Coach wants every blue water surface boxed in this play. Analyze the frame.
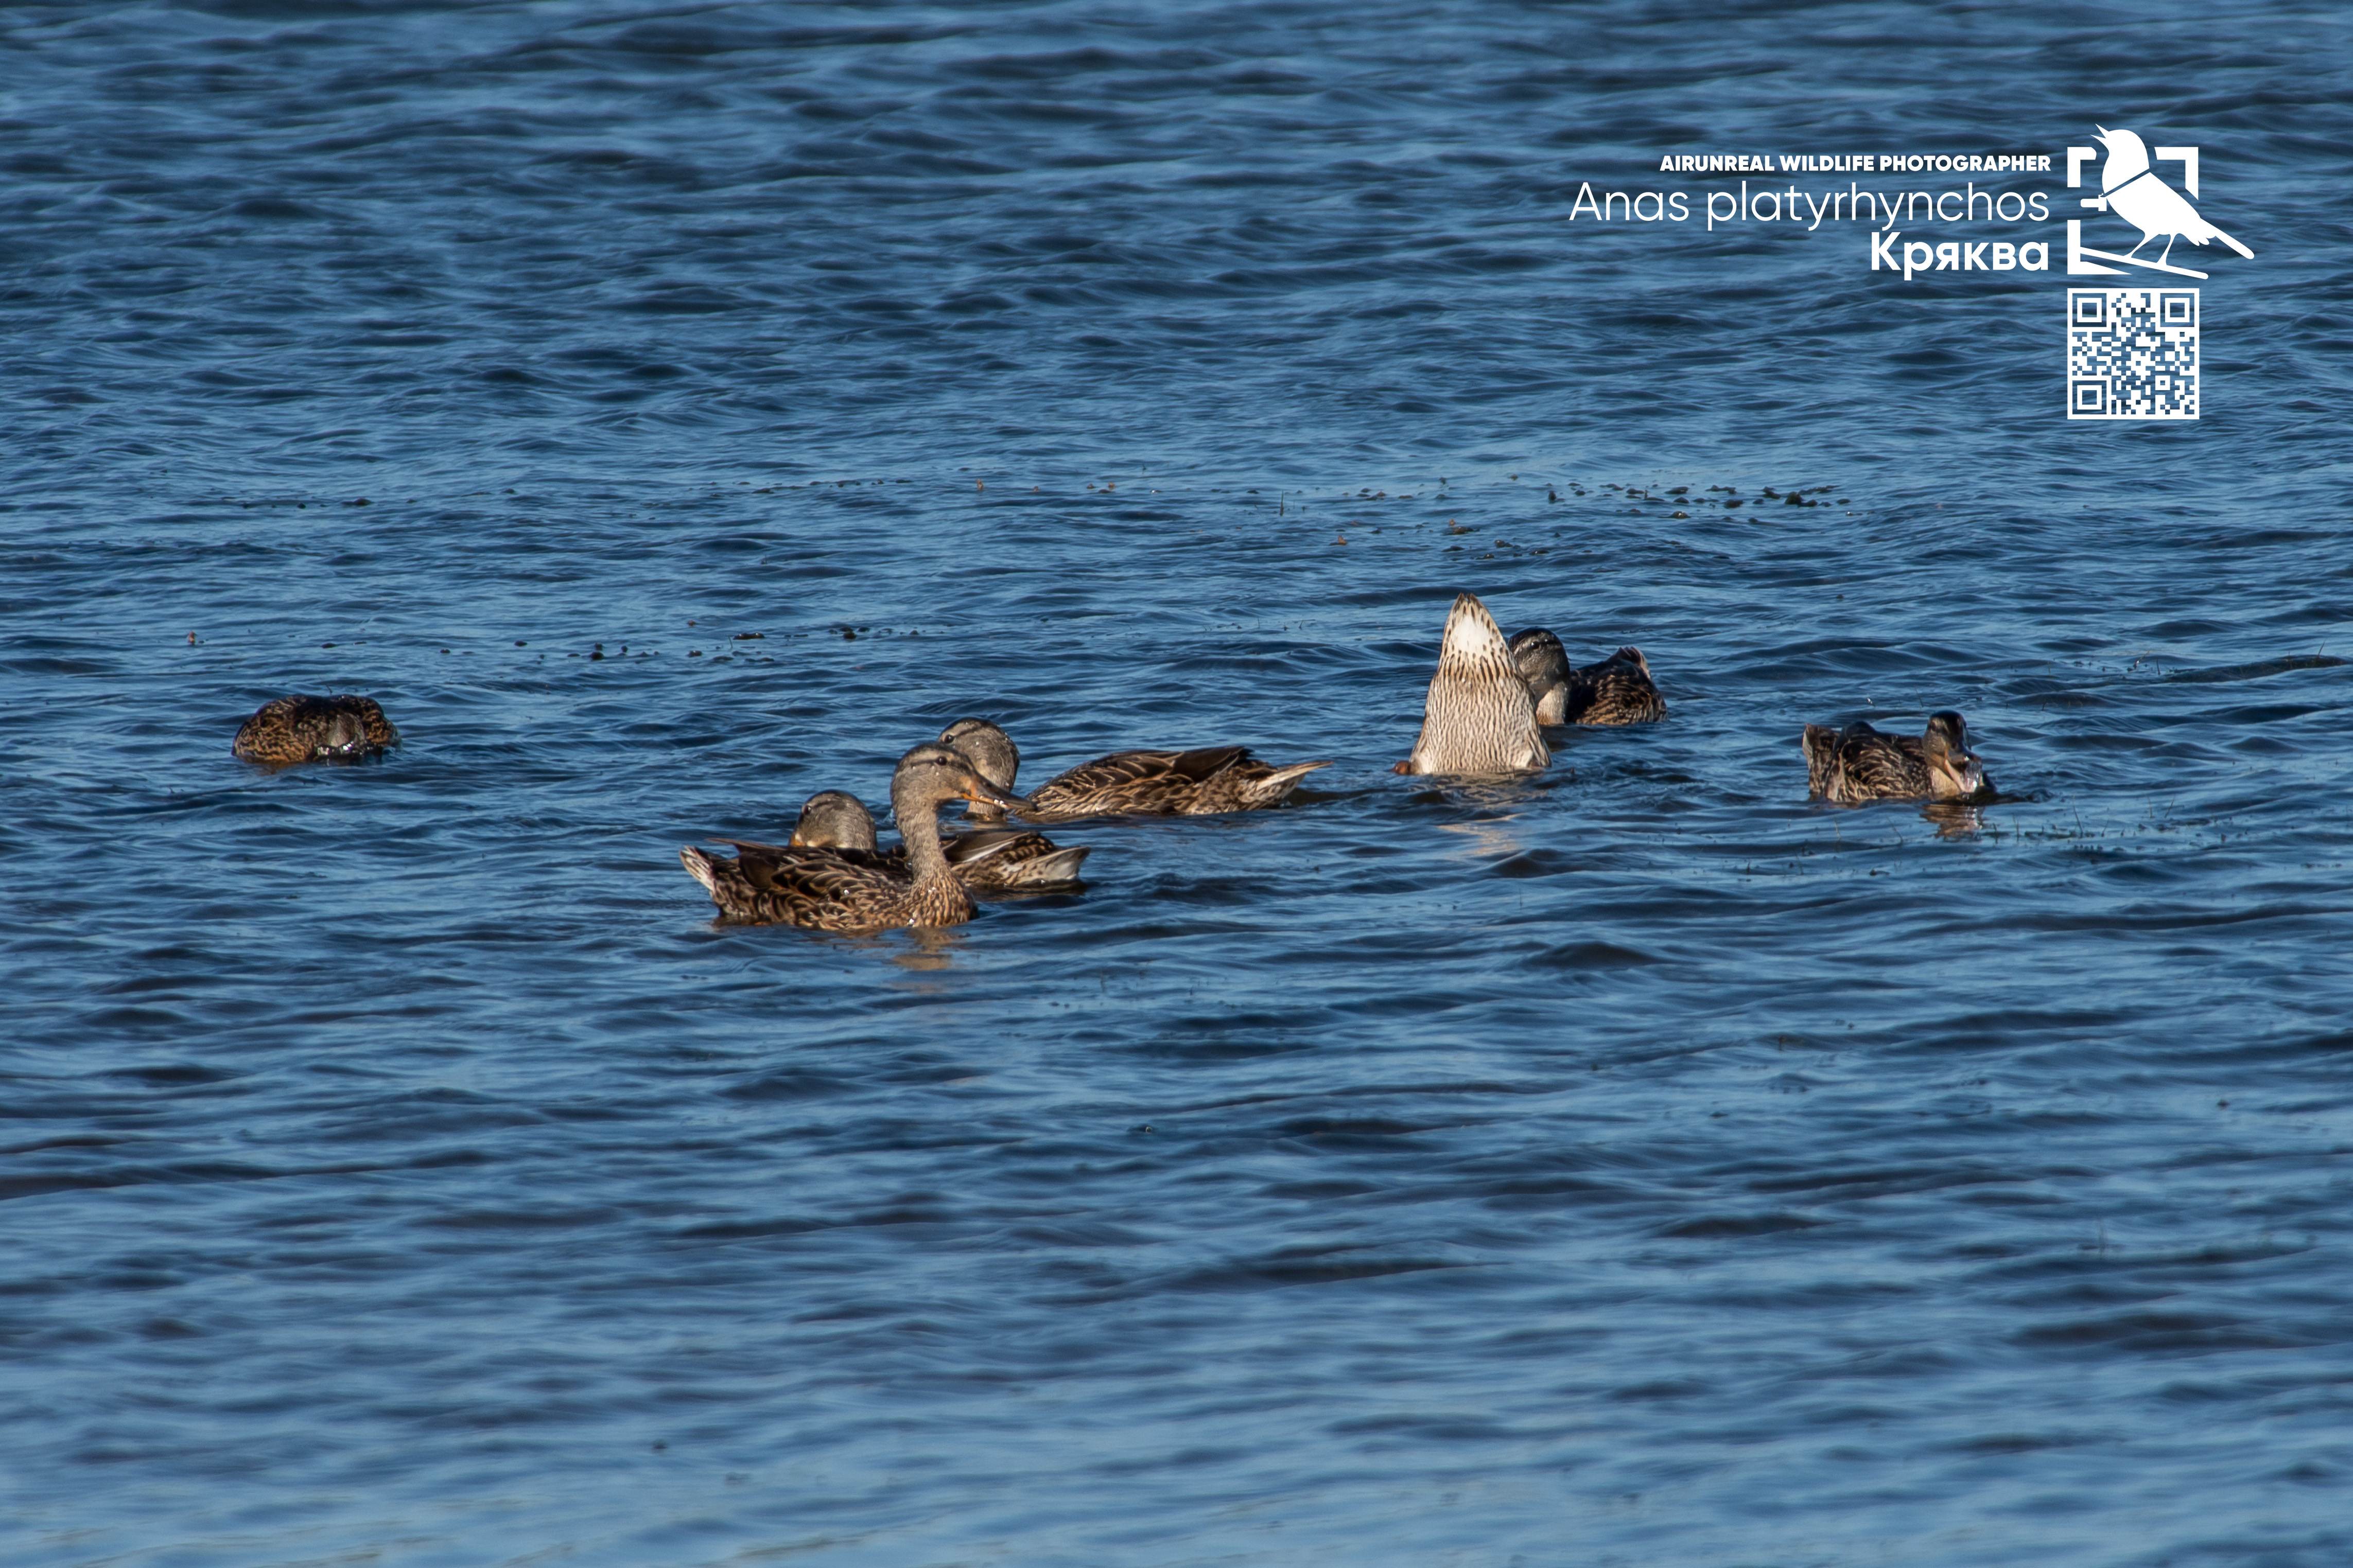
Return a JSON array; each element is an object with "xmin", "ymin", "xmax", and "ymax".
[{"xmin": 5, "ymin": 3, "xmax": 2352, "ymax": 1564}]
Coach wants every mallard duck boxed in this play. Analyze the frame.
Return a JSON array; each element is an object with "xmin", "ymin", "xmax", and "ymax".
[
  {"xmin": 1802, "ymin": 711, "xmax": 1992, "ymax": 803},
  {"xmin": 785, "ymin": 787, "xmax": 1089, "ymax": 890},
  {"xmin": 941, "ymin": 717, "xmax": 1328, "ymax": 821},
  {"xmin": 1509, "ymin": 630, "xmax": 1666, "ymax": 725},
  {"xmin": 232, "ymin": 694, "xmax": 399, "ymax": 763},
  {"xmin": 679, "ymin": 743, "xmax": 1020, "ymax": 929},
  {"xmin": 1396, "ymin": 592, "xmax": 1547, "ymax": 776}
]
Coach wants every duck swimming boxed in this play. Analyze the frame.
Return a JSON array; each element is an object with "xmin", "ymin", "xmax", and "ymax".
[
  {"xmin": 785, "ymin": 787, "xmax": 1090, "ymax": 890},
  {"xmin": 1508, "ymin": 630, "xmax": 1667, "ymax": 725},
  {"xmin": 1396, "ymin": 592, "xmax": 1547, "ymax": 776},
  {"xmin": 232, "ymin": 695, "xmax": 399, "ymax": 764},
  {"xmin": 679, "ymin": 743, "xmax": 1020, "ymax": 929},
  {"xmin": 1802, "ymin": 711, "xmax": 1992, "ymax": 804},
  {"xmin": 941, "ymin": 718, "xmax": 1329, "ymax": 821}
]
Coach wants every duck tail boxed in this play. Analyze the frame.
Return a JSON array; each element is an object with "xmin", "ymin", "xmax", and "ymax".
[
  {"xmin": 1251, "ymin": 759, "xmax": 1332, "ymax": 802},
  {"xmin": 679, "ymin": 845, "xmax": 721, "ymax": 896},
  {"xmin": 1800, "ymin": 726, "xmax": 1839, "ymax": 797}
]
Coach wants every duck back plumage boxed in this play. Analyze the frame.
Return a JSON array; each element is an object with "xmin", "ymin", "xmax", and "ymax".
[
  {"xmin": 232, "ymin": 694, "xmax": 399, "ymax": 764},
  {"xmin": 682, "ymin": 841, "xmax": 977, "ymax": 930},
  {"xmin": 1802, "ymin": 714, "xmax": 1991, "ymax": 804},
  {"xmin": 1561, "ymin": 646, "xmax": 1667, "ymax": 725},
  {"xmin": 1018, "ymin": 745, "xmax": 1329, "ymax": 820}
]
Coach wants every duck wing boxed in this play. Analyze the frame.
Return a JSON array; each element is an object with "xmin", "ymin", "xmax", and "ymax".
[
  {"xmin": 949, "ymin": 829, "xmax": 1091, "ymax": 889},
  {"xmin": 731, "ymin": 838, "xmax": 903, "ymax": 884},
  {"xmin": 1022, "ymin": 749, "xmax": 1226, "ymax": 818},
  {"xmin": 1846, "ymin": 731, "xmax": 1929, "ymax": 798},
  {"xmin": 946, "ymin": 829, "xmax": 1050, "ymax": 868},
  {"xmin": 1022, "ymin": 744, "xmax": 1323, "ymax": 818},
  {"xmin": 1802, "ymin": 722, "xmax": 1927, "ymax": 802}
]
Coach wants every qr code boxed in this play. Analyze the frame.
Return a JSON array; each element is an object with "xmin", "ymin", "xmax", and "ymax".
[{"xmin": 2067, "ymin": 288, "xmax": 2198, "ymax": 420}]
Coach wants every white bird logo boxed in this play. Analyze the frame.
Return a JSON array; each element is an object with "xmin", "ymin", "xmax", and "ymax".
[{"xmin": 2088, "ymin": 126, "xmax": 2253, "ymax": 269}]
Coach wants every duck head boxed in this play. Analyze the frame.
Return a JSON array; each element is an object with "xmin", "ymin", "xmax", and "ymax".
[
  {"xmin": 939, "ymin": 718, "xmax": 1022, "ymax": 819},
  {"xmin": 317, "ymin": 710, "xmax": 372, "ymax": 757},
  {"xmin": 317, "ymin": 696, "xmax": 397, "ymax": 757},
  {"xmin": 789, "ymin": 789, "xmax": 879, "ymax": 853},
  {"xmin": 1507, "ymin": 627, "xmax": 1571, "ymax": 725},
  {"xmin": 892, "ymin": 742, "xmax": 1023, "ymax": 826},
  {"xmin": 1922, "ymin": 711, "xmax": 1989, "ymax": 800}
]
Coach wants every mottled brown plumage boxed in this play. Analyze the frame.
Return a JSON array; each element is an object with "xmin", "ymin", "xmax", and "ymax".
[
  {"xmin": 1561, "ymin": 646, "xmax": 1666, "ymax": 724},
  {"xmin": 1802, "ymin": 711, "xmax": 1991, "ymax": 804},
  {"xmin": 942, "ymin": 718, "xmax": 1328, "ymax": 822},
  {"xmin": 232, "ymin": 695, "xmax": 399, "ymax": 764},
  {"xmin": 786, "ymin": 788, "xmax": 1089, "ymax": 890},
  {"xmin": 679, "ymin": 745, "xmax": 1019, "ymax": 929},
  {"xmin": 1509, "ymin": 630, "xmax": 1666, "ymax": 725}
]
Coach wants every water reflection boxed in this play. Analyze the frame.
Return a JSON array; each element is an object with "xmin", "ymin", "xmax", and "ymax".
[
  {"xmin": 1435, "ymin": 811, "xmax": 1534, "ymax": 861},
  {"xmin": 891, "ymin": 926, "xmax": 966, "ymax": 971},
  {"xmin": 1921, "ymin": 801, "xmax": 1987, "ymax": 838}
]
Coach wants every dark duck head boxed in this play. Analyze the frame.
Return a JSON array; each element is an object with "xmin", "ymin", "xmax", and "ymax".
[
  {"xmin": 1922, "ymin": 711, "xmax": 1990, "ymax": 800},
  {"xmin": 1507, "ymin": 627, "xmax": 1571, "ymax": 725}
]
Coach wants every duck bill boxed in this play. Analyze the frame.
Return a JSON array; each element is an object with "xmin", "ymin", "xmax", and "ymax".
[
  {"xmin": 1940, "ymin": 752, "xmax": 1988, "ymax": 800},
  {"xmin": 963, "ymin": 784, "xmax": 1023, "ymax": 816}
]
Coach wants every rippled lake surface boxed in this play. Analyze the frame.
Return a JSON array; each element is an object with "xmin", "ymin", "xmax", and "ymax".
[{"xmin": 6, "ymin": 3, "xmax": 2352, "ymax": 1564}]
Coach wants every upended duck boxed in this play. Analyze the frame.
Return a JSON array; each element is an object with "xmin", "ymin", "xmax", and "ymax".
[
  {"xmin": 1396, "ymin": 592, "xmax": 1547, "ymax": 776},
  {"xmin": 1802, "ymin": 711, "xmax": 1993, "ymax": 804},
  {"xmin": 786, "ymin": 787, "xmax": 1089, "ymax": 890},
  {"xmin": 232, "ymin": 694, "xmax": 399, "ymax": 764},
  {"xmin": 941, "ymin": 718, "xmax": 1329, "ymax": 821},
  {"xmin": 1508, "ymin": 629, "xmax": 1667, "ymax": 725},
  {"xmin": 680, "ymin": 743, "xmax": 1020, "ymax": 929}
]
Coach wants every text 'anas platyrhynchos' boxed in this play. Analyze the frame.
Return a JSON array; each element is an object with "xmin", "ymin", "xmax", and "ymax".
[
  {"xmin": 1802, "ymin": 711, "xmax": 1992, "ymax": 804},
  {"xmin": 942, "ymin": 718, "xmax": 1328, "ymax": 821},
  {"xmin": 679, "ymin": 743, "xmax": 1019, "ymax": 929},
  {"xmin": 1508, "ymin": 630, "xmax": 1667, "ymax": 725},
  {"xmin": 1396, "ymin": 592, "xmax": 1547, "ymax": 776},
  {"xmin": 232, "ymin": 695, "xmax": 399, "ymax": 764},
  {"xmin": 786, "ymin": 787, "xmax": 1089, "ymax": 890}
]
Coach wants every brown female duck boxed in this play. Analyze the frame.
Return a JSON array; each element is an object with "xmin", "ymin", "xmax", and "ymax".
[
  {"xmin": 1396, "ymin": 592, "xmax": 1547, "ymax": 776},
  {"xmin": 1508, "ymin": 629, "xmax": 1667, "ymax": 725},
  {"xmin": 679, "ymin": 743, "xmax": 1019, "ymax": 929},
  {"xmin": 232, "ymin": 694, "xmax": 399, "ymax": 764},
  {"xmin": 786, "ymin": 788, "xmax": 1089, "ymax": 890},
  {"xmin": 941, "ymin": 718, "xmax": 1328, "ymax": 821},
  {"xmin": 1802, "ymin": 711, "xmax": 1992, "ymax": 804}
]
